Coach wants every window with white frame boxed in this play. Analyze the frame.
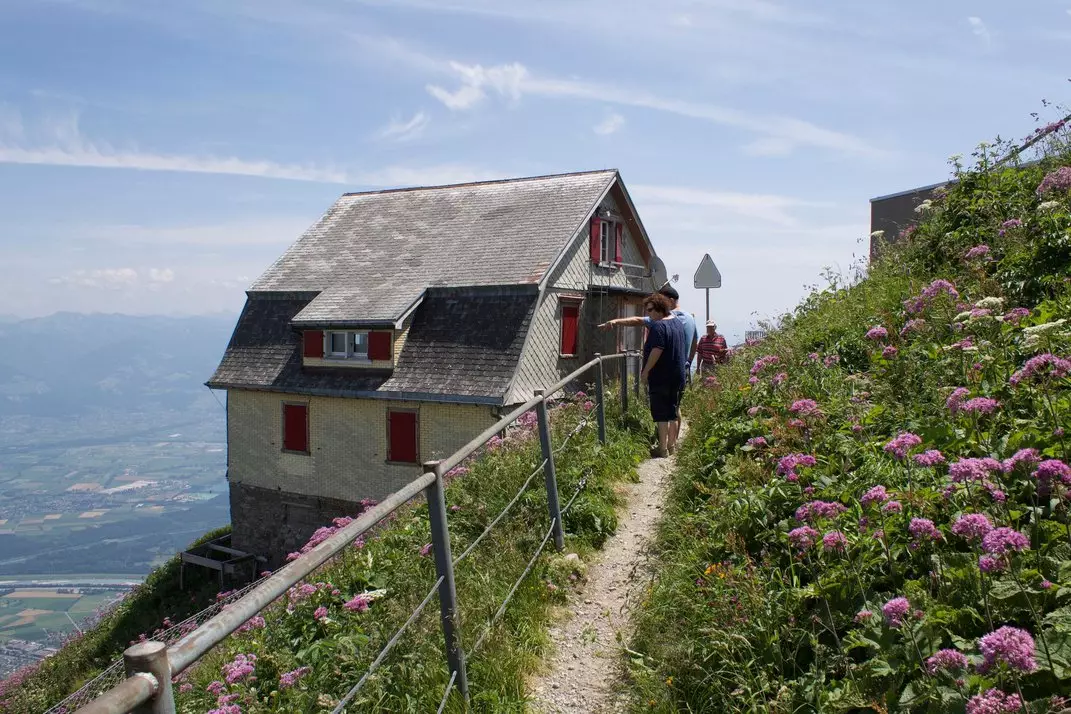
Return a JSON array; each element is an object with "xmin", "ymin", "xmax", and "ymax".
[
  {"xmin": 600, "ymin": 220, "xmax": 614, "ymax": 264},
  {"xmin": 325, "ymin": 330, "xmax": 371, "ymax": 360}
]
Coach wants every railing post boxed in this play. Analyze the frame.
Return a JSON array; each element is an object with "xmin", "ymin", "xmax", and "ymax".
[
  {"xmin": 633, "ymin": 350, "xmax": 641, "ymax": 398},
  {"xmin": 534, "ymin": 390, "xmax": 566, "ymax": 552},
  {"xmin": 123, "ymin": 641, "xmax": 174, "ymax": 714},
  {"xmin": 423, "ymin": 461, "xmax": 469, "ymax": 702},
  {"xmin": 619, "ymin": 352, "xmax": 629, "ymax": 416},
  {"xmin": 593, "ymin": 354, "xmax": 607, "ymax": 443}
]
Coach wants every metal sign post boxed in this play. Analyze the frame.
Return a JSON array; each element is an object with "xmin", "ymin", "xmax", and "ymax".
[{"xmin": 693, "ymin": 253, "xmax": 722, "ymax": 324}]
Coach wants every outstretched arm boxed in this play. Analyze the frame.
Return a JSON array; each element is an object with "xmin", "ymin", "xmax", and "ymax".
[{"xmin": 597, "ymin": 316, "xmax": 647, "ymax": 331}]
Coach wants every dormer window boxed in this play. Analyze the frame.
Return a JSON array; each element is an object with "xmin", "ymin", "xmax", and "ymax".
[{"xmin": 327, "ymin": 330, "xmax": 371, "ymax": 360}]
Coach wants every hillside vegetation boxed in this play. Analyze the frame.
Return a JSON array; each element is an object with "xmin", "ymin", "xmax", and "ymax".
[
  {"xmin": 2, "ymin": 389, "xmax": 650, "ymax": 713},
  {"xmin": 627, "ymin": 135, "xmax": 1071, "ymax": 713}
]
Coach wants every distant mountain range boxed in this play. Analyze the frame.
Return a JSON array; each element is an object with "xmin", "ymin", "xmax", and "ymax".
[{"xmin": 0, "ymin": 313, "xmax": 237, "ymax": 417}]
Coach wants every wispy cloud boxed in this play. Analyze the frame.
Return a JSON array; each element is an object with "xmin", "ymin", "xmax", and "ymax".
[
  {"xmin": 426, "ymin": 62, "xmax": 527, "ymax": 110},
  {"xmin": 84, "ymin": 218, "xmax": 314, "ymax": 246},
  {"xmin": 632, "ymin": 183, "xmax": 832, "ymax": 228},
  {"xmin": 0, "ymin": 109, "xmax": 498, "ymax": 187},
  {"xmin": 422, "ymin": 59, "xmax": 884, "ymax": 158},
  {"xmin": 48, "ymin": 267, "xmax": 140, "ymax": 290},
  {"xmin": 968, "ymin": 16, "xmax": 991, "ymax": 47},
  {"xmin": 377, "ymin": 110, "xmax": 430, "ymax": 140},
  {"xmin": 593, "ymin": 113, "xmax": 625, "ymax": 135},
  {"xmin": 0, "ymin": 111, "xmax": 349, "ymax": 182}
]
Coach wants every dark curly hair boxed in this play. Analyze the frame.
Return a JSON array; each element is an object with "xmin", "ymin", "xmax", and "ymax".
[{"xmin": 643, "ymin": 292, "xmax": 672, "ymax": 317}]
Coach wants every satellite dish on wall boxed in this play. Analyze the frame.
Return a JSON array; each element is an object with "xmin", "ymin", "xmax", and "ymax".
[{"xmin": 649, "ymin": 256, "xmax": 668, "ymax": 289}]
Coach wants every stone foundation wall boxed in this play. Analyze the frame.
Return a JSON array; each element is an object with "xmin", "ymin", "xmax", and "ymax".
[{"xmin": 229, "ymin": 481, "xmax": 370, "ymax": 569}]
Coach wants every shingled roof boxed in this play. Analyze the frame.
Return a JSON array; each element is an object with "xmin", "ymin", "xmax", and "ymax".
[
  {"xmin": 207, "ymin": 287, "xmax": 537, "ymax": 404},
  {"xmin": 251, "ymin": 170, "xmax": 618, "ymax": 324}
]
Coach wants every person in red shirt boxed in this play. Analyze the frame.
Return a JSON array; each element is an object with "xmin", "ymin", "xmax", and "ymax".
[{"xmin": 696, "ymin": 321, "xmax": 728, "ymax": 374}]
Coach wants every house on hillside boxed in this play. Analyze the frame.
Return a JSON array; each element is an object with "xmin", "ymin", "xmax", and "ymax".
[{"xmin": 207, "ymin": 170, "xmax": 661, "ymax": 565}]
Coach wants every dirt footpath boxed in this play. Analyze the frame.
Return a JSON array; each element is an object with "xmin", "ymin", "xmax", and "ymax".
[{"xmin": 526, "ymin": 442, "xmax": 677, "ymax": 713}]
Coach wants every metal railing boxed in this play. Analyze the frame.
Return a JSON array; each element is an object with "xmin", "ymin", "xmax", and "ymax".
[{"xmin": 69, "ymin": 351, "xmax": 642, "ymax": 714}]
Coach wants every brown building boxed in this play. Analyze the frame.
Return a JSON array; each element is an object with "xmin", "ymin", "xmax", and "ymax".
[
  {"xmin": 207, "ymin": 170, "xmax": 662, "ymax": 565},
  {"xmin": 868, "ymin": 180, "xmax": 949, "ymax": 261}
]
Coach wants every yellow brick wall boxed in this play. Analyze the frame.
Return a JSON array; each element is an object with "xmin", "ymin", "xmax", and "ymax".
[{"xmin": 227, "ymin": 389, "xmax": 498, "ymax": 502}]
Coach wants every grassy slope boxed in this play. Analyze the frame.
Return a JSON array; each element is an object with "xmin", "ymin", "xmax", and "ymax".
[
  {"xmin": 626, "ymin": 139, "xmax": 1071, "ymax": 712},
  {"xmin": 3, "ymin": 388, "xmax": 651, "ymax": 713}
]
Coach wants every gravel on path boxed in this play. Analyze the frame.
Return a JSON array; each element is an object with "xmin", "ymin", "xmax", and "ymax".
[{"xmin": 526, "ymin": 439, "xmax": 677, "ymax": 713}]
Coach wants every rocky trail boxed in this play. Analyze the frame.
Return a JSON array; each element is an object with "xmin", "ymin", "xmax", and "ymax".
[{"xmin": 526, "ymin": 436, "xmax": 678, "ymax": 713}]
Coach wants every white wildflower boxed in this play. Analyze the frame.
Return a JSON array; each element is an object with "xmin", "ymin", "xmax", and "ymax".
[
  {"xmin": 870, "ymin": 230, "xmax": 885, "ymax": 239},
  {"xmin": 914, "ymin": 199, "xmax": 934, "ymax": 215},
  {"xmin": 954, "ymin": 311, "xmax": 973, "ymax": 323},
  {"xmin": 1023, "ymin": 319, "xmax": 1067, "ymax": 335},
  {"xmin": 1022, "ymin": 334, "xmax": 1041, "ymax": 348},
  {"xmin": 975, "ymin": 297, "xmax": 1004, "ymax": 310},
  {"xmin": 1038, "ymin": 200, "xmax": 1061, "ymax": 212}
]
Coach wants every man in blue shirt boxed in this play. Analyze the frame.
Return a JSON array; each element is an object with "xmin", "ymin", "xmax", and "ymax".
[{"xmin": 597, "ymin": 284, "xmax": 696, "ymax": 451}]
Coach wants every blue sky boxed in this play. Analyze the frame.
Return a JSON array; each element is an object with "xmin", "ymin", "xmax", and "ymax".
[{"xmin": 1, "ymin": 0, "xmax": 1069, "ymax": 340}]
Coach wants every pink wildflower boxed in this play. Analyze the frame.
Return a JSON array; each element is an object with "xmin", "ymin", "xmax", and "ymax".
[
  {"xmin": 913, "ymin": 450, "xmax": 945, "ymax": 467},
  {"xmin": 881, "ymin": 501, "xmax": 902, "ymax": 514},
  {"xmin": 865, "ymin": 325, "xmax": 888, "ymax": 341},
  {"xmin": 948, "ymin": 457, "xmax": 1001, "ymax": 483},
  {"xmin": 964, "ymin": 244, "xmax": 991, "ymax": 260},
  {"xmin": 966, "ymin": 689, "xmax": 1023, "ymax": 714},
  {"xmin": 900, "ymin": 318, "xmax": 926, "ymax": 337},
  {"xmin": 279, "ymin": 666, "xmax": 311, "ymax": 689},
  {"xmin": 883, "ymin": 432, "xmax": 921, "ymax": 460},
  {"xmin": 1037, "ymin": 165, "xmax": 1071, "ymax": 195},
  {"xmin": 979, "ymin": 555, "xmax": 1005, "ymax": 574},
  {"xmin": 1009, "ymin": 353, "xmax": 1071, "ymax": 386},
  {"xmin": 981, "ymin": 527, "xmax": 1029, "ymax": 556},
  {"xmin": 822, "ymin": 531, "xmax": 848, "ymax": 553},
  {"xmin": 1002, "ymin": 307, "xmax": 1030, "ymax": 323},
  {"xmin": 745, "ymin": 436, "xmax": 767, "ymax": 448},
  {"xmin": 343, "ymin": 594, "xmax": 371, "ymax": 613},
  {"xmin": 908, "ymin": 518, "xmax": 941, "ymax": 543},
  {"xmin": 794, "ymin": 500, "xmax": 846, "ymax": 523},
  {"xmin": 978, "ymin": 626, "xmax": 1037, "ymax": 673},
  {"xmin": 789, "ymin": 399, "xmax": 820, "ymax": 417},
  {"xmin": 1002, "ymin": 448, "xmax": 1041, "ymax": 474},
  {"xmin": 854, "ymin": 609, "xmax": 874, "ymax": 623},
  {"xmin": 1035, "ymin": 459, "xmax": 1071, "ymax": 486},
  {"xmin": 221, "ymin": 653, "xmax": 256, "ymax": 684},
  {"xmin": 747, "ymin": 406, "xmax": 763, "ymax": 416},
  {"xmin": 787, "ymin": 526, "xmax": 820, "ymax": 551},
  {"xmin": 750, "ymin": 355, "xmax": 780, "ymax": 376},
  {"xmin": 206, "ymin": 706, "xmax": 242, "ymax": 714},
  {"xmin": 860, "ymin": 485, "xmax": 889, "ymax": 507},
  {"xmin": 771, "ymin": 372, "xmax": 788, "ymax": 386},
  {"xmin": 882, "ymin": 597, "xmax": 910, "ymax": 627},
  {"xmin": 881, "ymin": 345, "xmax": 898, "ymax": 358},
  {"xmin": 313, "ymin": 606, "xmax": 328, "ymax": 621},
  {"xmin": 206, "ymin": 681, "xmax": 225, "ymax": 695},
  {"xmin": 960, "ymin": 397, "xmax": 1000, "ymax": 415},
  {"xmin": 419, "ymin": 543, "xmax": 433, "ymax": 557},
  {"xmin": 926, "ymin": 649, "xmax": 969, "ymax": 674},
  {"xmin": 951, "ymin": 513, "xmax": 993, "ymax": 541}
]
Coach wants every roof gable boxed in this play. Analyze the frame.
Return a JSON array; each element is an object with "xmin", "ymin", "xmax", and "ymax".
[{"xmin": 251, "ymin": 170, "xmax": 618, "ymax": 324}]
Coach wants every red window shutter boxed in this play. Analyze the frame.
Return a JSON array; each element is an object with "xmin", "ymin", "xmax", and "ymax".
[
  {"xmin": 368, "ymin": 331, "xmax": 392, "ymax": 361},
  {"xmin": 614, "ymin": 223, "xmax": 623, "ymax": 264},
  {"xmin": 302, "ymin": 330, "xmax": 323, "ymax": 358},
  {"xmin": 589, "ymin": 218, "xmax": 601, "ymax": 263},
  {"xmin": 561, "ymin": 304, "xmax": 579, "ymax": 356},
  {"xmin": 388, "ymin": 411, "xmax": 418, "ymax": 463},
  {"xmin": 283, "ymin": 404, "xmax": 308, "ymax": 453}
]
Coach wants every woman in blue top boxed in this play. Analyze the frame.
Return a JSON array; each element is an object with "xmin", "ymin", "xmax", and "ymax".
[{"xmin": 638, "ymin": 292, "xmax": 687, "ymax": 457}]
